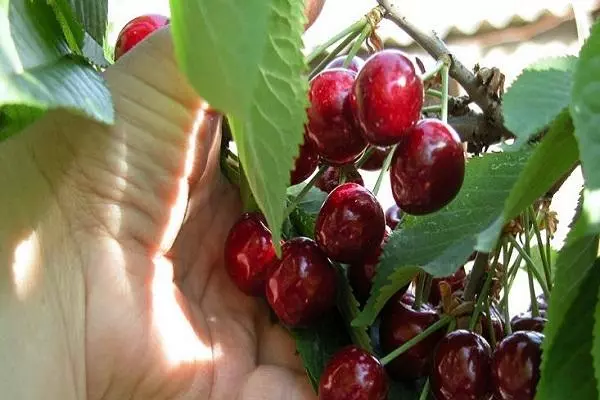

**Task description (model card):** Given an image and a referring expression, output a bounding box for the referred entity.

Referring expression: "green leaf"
[355,151,531,326]
[291,311,351,391]
[288,185,327,238]
[594,285,600,396]
[82,32,110,68]
[50,0,85,53]
[537,221,600,400]
[0,0,114,139]
[336,269,373,353]
[503,56,576,147]
[67,0,108,45]
[571,20,600,235]
[0,105,45,139]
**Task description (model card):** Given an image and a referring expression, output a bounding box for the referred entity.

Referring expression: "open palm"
[32,29,314,400]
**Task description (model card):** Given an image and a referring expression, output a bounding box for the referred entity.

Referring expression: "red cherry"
[315,165,364,193]
[347,227,391,304]
[390,118,465,215]
[384,204,403,230]
[360,146,391,171]
[315,183,385,263]
[511,314,547,333]
[290,132,319,185]
[482,306,506,345]
[491,331,544,400]
[224,213,276,296]
[307,69,368,165]
[266,237,336,327]
[114,14,169,60]
[431,330,492,400]
[325,55,366,73]
[428,266,467,306]
[351,50,424,146]
[319,346,389,400]
[379,292,443,380]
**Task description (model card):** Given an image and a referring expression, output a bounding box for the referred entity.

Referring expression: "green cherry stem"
[372,144,397,196]
[283,165,328,219]
[468,249,500,330]
[440,62,450,123]
[506,235,550,299]
[523,211,539,317]
[420,59,445,82]
[343,22,372,68]
[380,315,453,366]
[529,206,553,291]
[422,105,442,113]
[414,271,426,310]
[306,17,367,65]
[309,30,362,79]
[426,88,443,98]
[418,379,431,400]
[501,238,512,336]
[355,146,376,169]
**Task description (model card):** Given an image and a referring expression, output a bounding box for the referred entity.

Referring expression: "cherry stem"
[372,144,397,196]
[355,146,376,169]
[426,88,443,98]
[414,271,426,310]
[239,164,260,213]
[309,30,362,79]
[529,206,553,291]
[506,235,550,299]
[441,62,450,123]
[501,243,513,336]
[463,252,489,301]
[422,105,442,113]
[344,22,372,68]
[283,165,328,218]
[468,249,499,330]
[420,59,445,82]
[220,156,240,185]
[380,315,453,366]
[306,18,367,65]
[484,298,498,348]
[418,379,431,400]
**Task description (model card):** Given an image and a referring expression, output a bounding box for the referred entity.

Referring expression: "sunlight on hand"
[11,231,39,300]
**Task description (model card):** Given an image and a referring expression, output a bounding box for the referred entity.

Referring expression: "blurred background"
[106,0,594,314]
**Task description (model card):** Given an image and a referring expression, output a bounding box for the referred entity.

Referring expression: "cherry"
[307,69,368,165]
[511,314,547,333]
[266,237,336,327]
[224,213,276,296]
[431,330,492,400]
[347,227,391,304]
[114,14,169,60]
[319,345,389,400]
[482,306,506,345]
[360,146,391,171]
[325,55,366,73]
[316,165,364,193]
[529,293,548,313]
[428,266,467,306]
[379,291,444,380]
[385,204,403,230]
[351,50,424,146]
[491,331,544,400]
[290,132,319,185]
[390,118,465,215]
[315,183,385,263]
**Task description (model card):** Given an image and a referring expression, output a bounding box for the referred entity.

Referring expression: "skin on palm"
[0,12,327,400]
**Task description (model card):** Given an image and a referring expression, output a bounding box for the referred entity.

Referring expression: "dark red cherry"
[315,183,385,263]
[290,132,319,185]
[379,291,444,380]
[529,293,548,312]
[114,14,169,60]
[482,306,506,345]
[431,330,492,400]
[428,266,467,306]
[325,55,366,73]
[307,69,368,165]
[390,118,465,215]
[224,213,276,296]
[347,227,391,304]
[360,146,391,171]
[384,204,403,230]
[319,346,389,400]
[511,314,547,333]
[266,237,336,327]
[491,331,544,400]
[351,50,424,146]
[315,165,364,193]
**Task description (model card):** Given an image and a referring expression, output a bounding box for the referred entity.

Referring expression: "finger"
[237,366,317,400]
[257,312,305,373]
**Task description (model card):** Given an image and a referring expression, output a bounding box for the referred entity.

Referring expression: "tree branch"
[376,0,507,137]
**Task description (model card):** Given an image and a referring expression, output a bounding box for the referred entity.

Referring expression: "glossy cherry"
[431,330,492,400]
[307,69,368,165]
[360,146,391,171]
[491,331,544,400]
[428,266,467,306]
[290,132,319,185]
[266,237,336,327]
[114,14,169,60]
[325,55,366,73]
[224,213,276,296]
[351,50,424,146]
[379,291,444,380]
[315,183,385,263]
[316,165,364,193]
[319,346,389,400]
[511,314,547,333]
[347,227,391,304]
[390,118,465,215]
[384,204,403,230]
